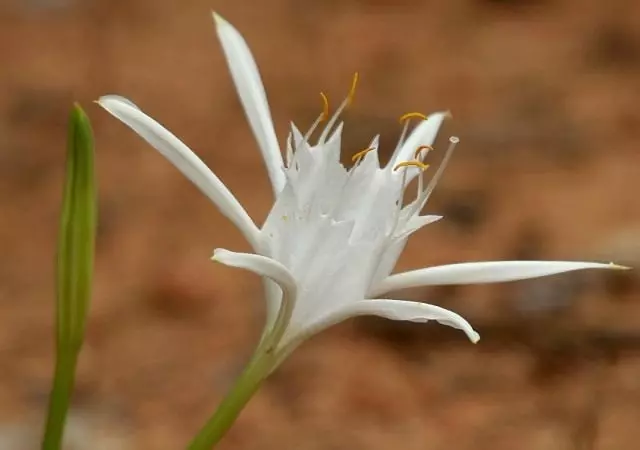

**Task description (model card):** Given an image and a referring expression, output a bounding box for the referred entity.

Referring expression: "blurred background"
[1,0,640,448]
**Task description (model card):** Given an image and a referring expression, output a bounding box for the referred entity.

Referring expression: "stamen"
[304,115,325,145]
[408,136,459,217]
[319,92,330,122]
[389,112,429,164]
[413,144,434,160]
[317,73,359,145]
[392,158,414,234]
[301,92,332,145]
[398,112,428,123]
[351,147,374,163]
[347,72,359,106]
[424,136,458,193]
[393,160,430,172]
[389,119,411,163]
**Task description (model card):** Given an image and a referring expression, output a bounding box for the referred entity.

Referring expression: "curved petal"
[349,299,479,343]
[372,260,625,297]
[98,95,261,250]
[212,248,297,333]
[281,299,479,352]
[213,13,285,195]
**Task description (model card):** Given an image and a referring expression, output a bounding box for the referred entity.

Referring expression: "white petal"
[98,95,261,250]
[213,248,297,296]
[212,249,297,332]
[352,300,479,343]
[370,238,408,286]
[213,13,285,195]
[372,260,624,297]
[395,214,443,240]
[286,299,479,348]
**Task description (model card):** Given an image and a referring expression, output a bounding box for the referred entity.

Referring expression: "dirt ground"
[1,0,639,449]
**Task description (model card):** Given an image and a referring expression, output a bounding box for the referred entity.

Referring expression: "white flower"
[98,14,622,358]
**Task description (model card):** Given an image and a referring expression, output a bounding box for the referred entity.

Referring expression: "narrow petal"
[98,95,261,250]
[213,13,285,195]
[212,248,297,335]
[395,214,443,240]
[283,299,479,350]
[349,300,479,343]
[372,260,624,297]
[212,248,297,300]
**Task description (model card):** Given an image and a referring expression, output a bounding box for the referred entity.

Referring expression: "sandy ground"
[1,0,639,448]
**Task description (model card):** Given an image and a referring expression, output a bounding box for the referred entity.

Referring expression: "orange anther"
[399,112,428,123]
[319,92,330,121]
[351,147,374,163]
[414,145,434,159]
[393,160,430,172]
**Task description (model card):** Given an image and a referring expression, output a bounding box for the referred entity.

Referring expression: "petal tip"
[96,95,120,114]
[211,248,229,261]
[211,11,227,27]
[96,95,140,112]
[95,95,111,108]
[469,331,480,344]
[609,262,632,270]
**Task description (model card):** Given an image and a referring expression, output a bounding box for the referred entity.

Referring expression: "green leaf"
[42,103,97,450]
[56,103,96,346]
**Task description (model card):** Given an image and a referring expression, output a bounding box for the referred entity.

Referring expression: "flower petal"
[213,13,285,195]
[283,299,479,350]
[396,214,443,240]
[212,248,297,333]
[350,299,479,343]
[98,95,261,250]
[372,260,624,297]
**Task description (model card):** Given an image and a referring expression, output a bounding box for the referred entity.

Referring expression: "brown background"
[1,0,639,448]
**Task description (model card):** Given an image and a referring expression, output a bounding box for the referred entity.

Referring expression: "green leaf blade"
[42,103,97,450]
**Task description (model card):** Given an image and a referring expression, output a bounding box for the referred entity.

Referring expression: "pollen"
[393,160,430,172]
[347,72,359,106]
[351,146,374,163]
[319,92,330,122]
[414,145,434,160]
[399,112,428,123]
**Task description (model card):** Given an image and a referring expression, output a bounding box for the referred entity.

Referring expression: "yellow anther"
[351,147,374,163]
[393,160,430,172]
[399,112,428,123]
[319,92,330,121]
[414,145,434,159]
[347,72,359,106]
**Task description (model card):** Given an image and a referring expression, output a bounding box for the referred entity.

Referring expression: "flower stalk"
[187,342,278,450]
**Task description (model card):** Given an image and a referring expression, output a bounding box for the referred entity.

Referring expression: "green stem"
[187,348,276,450]
[41,346,79,450]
